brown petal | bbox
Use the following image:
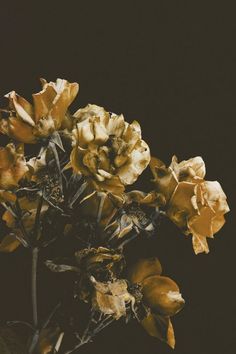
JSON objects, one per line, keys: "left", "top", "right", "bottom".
{"left": 167, "top": 181, "right": 198, "bottom": 229}
{"left": 0, "top": 234, "right": 21, "bottom": 252}
{"left": 128, "top": 258, "right": 162, "bottom": 284}
{"left": 150, "top": 157, "right": 178, "bottom": 202}
{"left": 0, "top": 116, "right": 37, "bottom": 143}
{"left": 5, "top": 91, "right": 35, "bottom": 126}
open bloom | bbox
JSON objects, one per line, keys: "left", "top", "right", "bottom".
{"left": 128, "top": 258, "right": 184, "bottom": 348}
{"left": 150, "top": 156, "right": 230, "bottom": 254}
{"left": 70, "top": 104, "right": 150, "bottom": 193}
{"left": 0, "top": 143, "right": 28, "bottom": 190}
{"left": 0, "top": 78, "right": 79, "bottom": 143}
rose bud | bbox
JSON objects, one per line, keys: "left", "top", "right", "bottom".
{"left": 142, "top": 275, "right": 185, "bottom": 316}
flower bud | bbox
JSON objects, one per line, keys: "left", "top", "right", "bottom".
{"left": 142, "top": 275, "right": 185, "bottom": 316}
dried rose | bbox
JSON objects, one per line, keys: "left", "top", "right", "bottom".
{"left": 0, "top": 143, "right": 28, "bottom": 190}
{"left": 150, "top": 156, "right": 229, "bottom": 254}
{"left": 75, "top": 246, "right": 124, "bottom": 278}
{"left": 91, "top": 277, "right": 135, "bottom": 320}
{"left": 0, "top": 78, "right": 79, "bottom": 143}
{"left": 128, "top": 258, "right": 184, "bottom": 348}
{"left": 70, "top": 104, "right": 150, "bottom": 193}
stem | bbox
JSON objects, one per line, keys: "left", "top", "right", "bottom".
{"left": 64, "top": 314, "right": 114, "bottom": 354}
{"left": 32, "top": 247, "right": 39, "bottom": 328}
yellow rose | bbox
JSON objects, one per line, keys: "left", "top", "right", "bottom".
{"left": 0, "top": 78, "right": 79, "bottom": 143}
{"left": 150, "top": 156, "right": 229, "bottom": 254}
{"left": 70, "top": 104, "right": 150, "bottom": 193}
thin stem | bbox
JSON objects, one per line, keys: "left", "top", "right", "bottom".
{"left": 32, "top": 194, "right": 43, "bottom": 243}
{"left": 64, "top": 314, "right": 114, "bottom": 354}
{"left": 32, "top": 247, "right": 39, "bottom": 328}
{"left": 117, "top": 232, "right": 139, "bottom": 250}
{"left": 96, "top": 192, "right": 106, "bottom": 223}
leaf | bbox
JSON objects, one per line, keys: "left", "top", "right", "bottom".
{"left": 45, "top": 260, "right": 80, "bottom": 273}
{"left": 141, "top": 312, "right": 175, "bottom": 349}
{"left": 0, "top": 234, "right": 21, "bottom": 253}
{"left": 50, "top": 131, "right": 65, "bottom": 152}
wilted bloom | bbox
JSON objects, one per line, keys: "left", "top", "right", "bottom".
{"left": 75, "top": 246, "right": 125, "bottom": 279}
{"left": 0, "top": 143, "right": 28, "bottom": 190}
{"left": 150, "top": 156, "right": 229, "bottom": 254}
{"left": 128, "top": 258, "right": 184, "bottom": 348}
{"left": 0, "top": 78, "right": 79, "bottom": 143}
{"left": 70, "top": 104, "right": 150, "bottom": 193}
{"left": 91, "top": 277, "right": 135, "bottom": 320}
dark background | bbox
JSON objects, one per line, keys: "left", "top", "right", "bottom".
{"left": 0, "top": 1, "right": 235, "bottom": 354}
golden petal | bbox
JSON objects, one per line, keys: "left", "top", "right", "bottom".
{"left": 150, "top": 157, "right": 178, "bottom": 202}
{"left": 33, "top": 85, "right": 57, "bottom": 122}
{"left": 107, "top": 114, "right": 125, "bottom": 137}
{"left": 171, "top": 156, "right": 206, "bottom": 180}
{"left": 191, "top": 233, "right": 210, "bottom": 254}
{"left": 49, "top": 80, "right": 79, "bottom": 128}
{"left": 188, "top": 206, "right": 215, "bottom": 238}
{"left": 128, "top": 258, "right": 162, "bottom": 284}
{"left": 93, "top": 119, "right": 109, "bottom": 144}
{"left": 118, "top": 140, "right": 150, "bottom": 185}
{"left": 168, "top": 182, "right": 198, "bottom": 223}
{"left": 141, "top": 312, "right": 175, "bottom": 348}
{"left": 74, "top": 104, "right": 109, "bottom": 126}
{"left": 5, "top": 91, "right": 35, "bottom": 126}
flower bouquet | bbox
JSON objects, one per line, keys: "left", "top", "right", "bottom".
{"left": 0, "top": 78, "right": 229, "bottom": 353}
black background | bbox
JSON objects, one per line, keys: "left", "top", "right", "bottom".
{"left": 0, "top": 1, "right": 235, "bottom": 354}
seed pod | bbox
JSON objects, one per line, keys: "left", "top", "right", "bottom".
{"left": 128, "top": 257, "right": 162, "bottom": 284}
{"left": 142, "top": 275, "right": 185, "bottom": 316}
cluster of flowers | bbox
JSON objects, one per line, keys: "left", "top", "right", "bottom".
{"left": 0, "top": 78, "right": 229, "bottom": 353}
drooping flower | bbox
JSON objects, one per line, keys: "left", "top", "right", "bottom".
{"left": 128, "top": 258, "right": 184, "bottom": 348}
{"left": 0, "top": 143, "right": 28, "bottom": 190}
{"left": 150, "top": 156, "right": 229, "bottom": 254}
{"left": 70, "top": 104, "right": 150, "bottom": 193}
{"left": 0, "top": 78, "right": 79, "bottom": 143}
